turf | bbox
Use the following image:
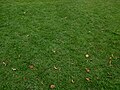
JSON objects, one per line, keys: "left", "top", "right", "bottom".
{"left": 0, "top": 0, "right": 120, "bottom": 90}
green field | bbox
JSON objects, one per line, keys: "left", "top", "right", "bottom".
{"left": 0, "top": 0, "right": 120, "bottom": 90}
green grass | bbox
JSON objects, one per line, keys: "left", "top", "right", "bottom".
{"left": 0, "top": 0, "right": 120, "bottom": 90}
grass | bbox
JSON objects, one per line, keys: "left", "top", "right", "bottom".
{"left": 0, "top": 0, "right": 120, "bottom": 90}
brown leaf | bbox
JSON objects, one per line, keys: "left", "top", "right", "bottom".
{"left": 23, "top": 77, "right": 27, "bottom": 81}
{"left": 85, "top": 68, "right": 90, "bottom": 73}
{"left": 50, "top": 84, "right": 55, "bottom": 89}
{"left": 29, "top": 65, "right": 34, "bottom": 69}
{"left": 86, "top": 78, "right": 90, "bottom": 81}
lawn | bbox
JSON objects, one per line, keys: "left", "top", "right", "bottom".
{"left": 0, "top": 0, "right": 120, "bottom": 90}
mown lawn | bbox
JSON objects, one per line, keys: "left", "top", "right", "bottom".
{"left": 0, "top": 0, "right": 120, "bottom": 90}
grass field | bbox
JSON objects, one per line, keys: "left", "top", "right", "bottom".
{"left": 0, "top": 0, "right": 120, "bottom": 90}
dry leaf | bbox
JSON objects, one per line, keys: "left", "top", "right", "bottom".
{"left": 85, "top": 68, "right": 90, "bottom": 73}
{"left": 12, "top": 68, "right": 17, "bottom": 71}
{"left": 71, "top": 80, "right": 75, "bottom": 83}
{"left": 3, "top": 62, "right": 6, "bottom": 66}
{"left": 54, "top": 66, "right": 58, "bottom": 70}
{"left": 109, "top": 57, "right": 112, "bottom": 60}
{"left": 52, "top": 50, "right": 56, "bottom": 53}
{"left": 111, "top": 54, "right": 114, "bottom": 57}
{"left": 23, "top": 77, "right": 27, "bottom": 81}
{"left": 109, "top": 60, "right": 112, "bottom": 66}
{"left": 50, "top": 84, "right": 55, "bottom": 89}
{"left": 86, "top": 78, "right": 90, "bottom": 81}
{"left": 29, "top": 65, "right": 34, "bottom": 69}
{"left": 85, "top": 54, "right": 89, "bottom": 58}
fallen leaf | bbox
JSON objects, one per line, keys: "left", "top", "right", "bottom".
{"left": 109, "top": 60, "right": 112, "bottom": 66}
{"left": 85, "top": 68, "right": 90, "bottom": 73}
{"left": 86, "top": 78, "right": 90, "bottom": 81}
{"left": 52, "top": 50, "right": 56, "bottom": 53}
{"left": 109, "top": 57, "right": 112, "bottom": 60}
{"left": 85, "top": 54, "right": 89, "bottom": 58}
{"left": 23, "top": 77, "right": 27, "bottom": 81}
{"left": 54, "top": 66, "right": 58, "bottom": 70}
{"left": 71, "top": 80, "right": 75, "bottom": 83}
{"left": 3, "top": 62, "right": 6, "bottom": 66}
{"left": 50, "top": 84, "right": 55, "bottom": 89}
{"left": 12, "top": 68, "right": 17, "bottom": 71}
{"left": 29, "top": 65, "right": 34, "bottom": 69}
